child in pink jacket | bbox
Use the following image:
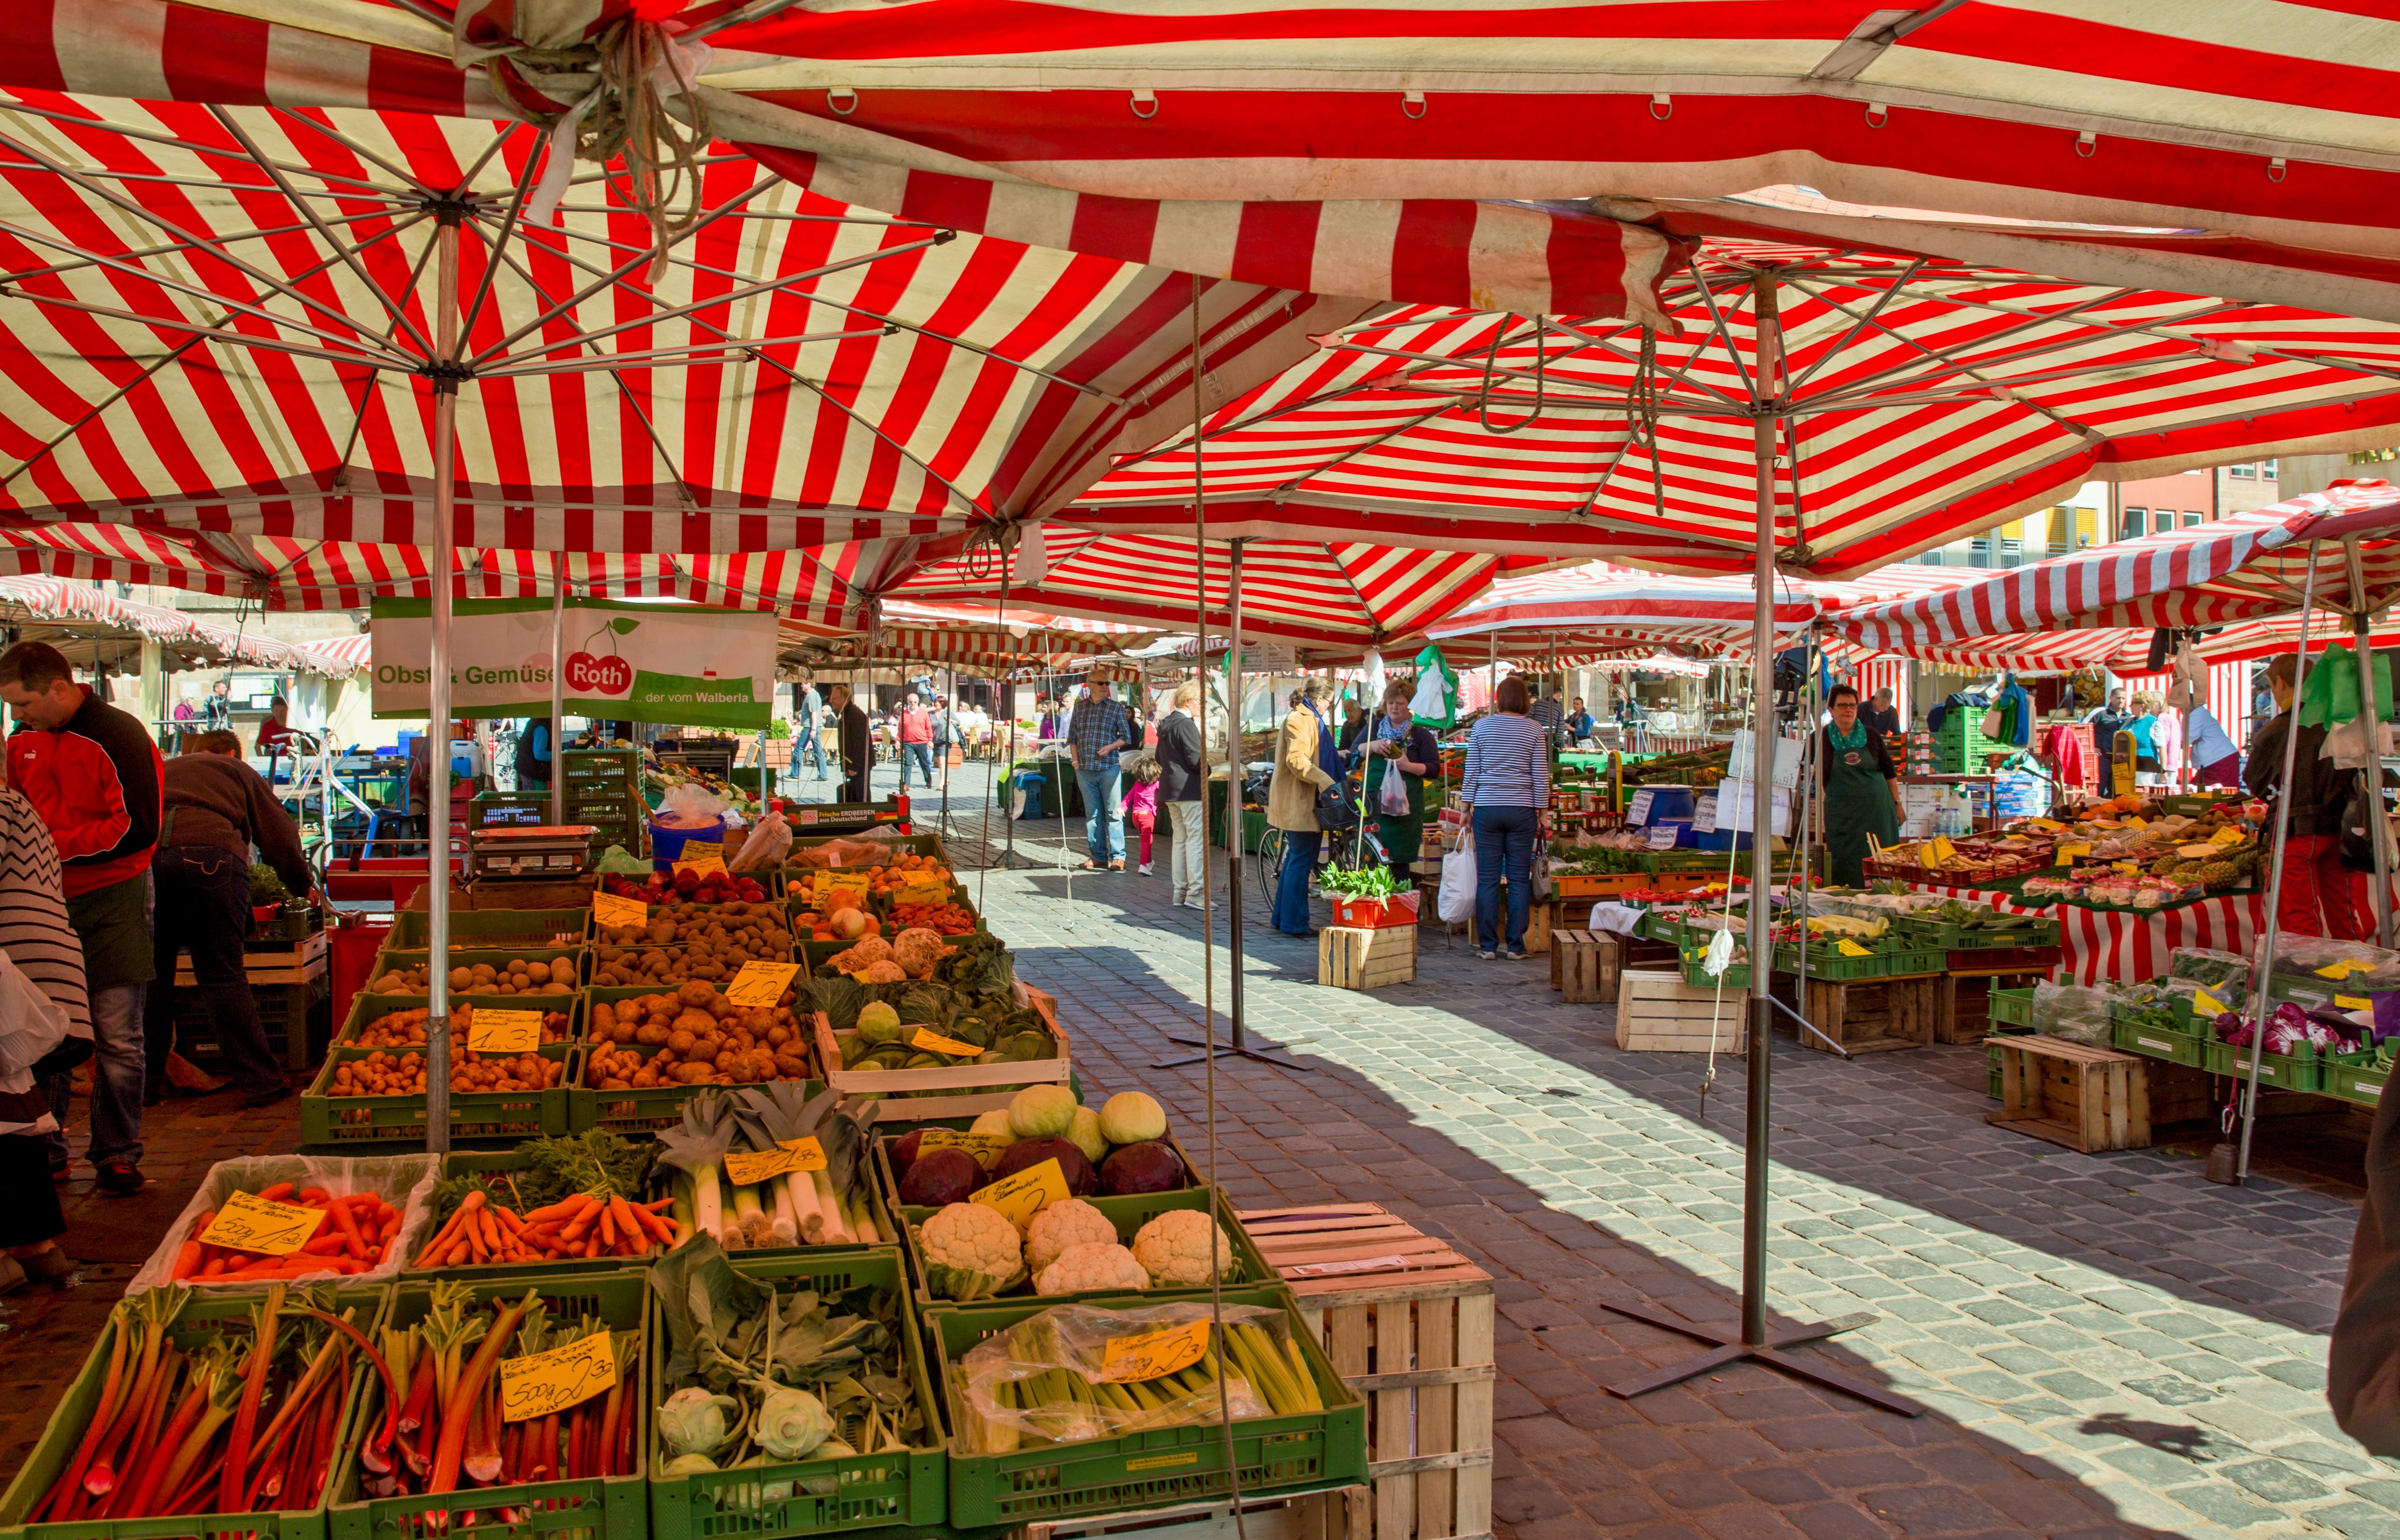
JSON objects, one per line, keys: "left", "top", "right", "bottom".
{"left": 1122, "top": 757, "right": 1162, "bottom": 875}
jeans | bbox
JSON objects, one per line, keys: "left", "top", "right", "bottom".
{"left": 902, "top": 741, "right": 936, "bottom": 786}
{"left": 44, "top": 983, "right": 146, "bottom": 1169}
{"left": 790, "top": 728, "right": 824, "bottom": 778}
{"left": 1166, "top": 800, "right": 1207, "bottom": 902}
{"left": 1075, "top": 764, "right": 1125, "bottom": 864}
{"left": 1272, "top": 829, "right": 1321, "bottom": 935}
{"left": 145, "top": 846, "right": 284, "bottom": 1099}
{"left": 1472, "top": 805, "right": 1539, "bottom": 953}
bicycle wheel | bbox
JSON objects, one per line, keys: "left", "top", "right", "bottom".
{"left": 1255, "top": 828, "right": 1283, "bottom": 907}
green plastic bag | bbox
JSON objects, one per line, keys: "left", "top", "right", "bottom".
{"left": 2299, "top": 642, "right": 2365, "bottom": 729}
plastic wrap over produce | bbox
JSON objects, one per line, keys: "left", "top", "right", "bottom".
{"left": 127, "top": 1153, "right": 439, "bottom": 1293}
{"left": 953, "top": 1302, "right": 1316, "bottom": 1453}
{"left": 2031, "top": 981, "right": 2114, "bottom": 1046}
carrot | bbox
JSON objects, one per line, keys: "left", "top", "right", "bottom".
{"left": 327, "top": 1195, "right": 369, "bottom": 1259}
{"left": 302, "top": 1234, "right": 350, "bottom": 1257}
{"left": 521, "top": 1197, "right": 584, "bottom": 1224}
{"left": 492, "top": 1206, "right": 529, "bottom": 1239}
{"left": 597, "top": 1205, "right": 616, "bottom": 1250}
{"left": 168, "top": 1241, "right": 204, "bottom": 1281}
{"left": 257, "top": 1182, "right": 295, "bottom": 1203}
{"left": 627, "top": 1202, "right": 675, "bottom": 1246}
{"left": 297, "top": 1186, "right": 331, "bottom": 1206}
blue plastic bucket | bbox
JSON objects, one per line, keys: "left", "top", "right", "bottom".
{"left": 1640, "top": 785, "right": 1697, "bottom": 823}
{"left": 649, "top": 817, "right": 728, "bottom": 868}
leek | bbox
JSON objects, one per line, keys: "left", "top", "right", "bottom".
{"left": 808, "top": 1169, "right": 853, "bottom": 1244}
{"left": 731, "top": 1179, "right": 769, "bottom": 1247}
{"left": 768, "top": 1180, "right": 797, "bottom": 1246}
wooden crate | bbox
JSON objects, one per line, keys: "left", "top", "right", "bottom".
{"left": 172, "top": 927, "right": 330, "bottom": 987}
{"left": 1801, "top": 974, "right": 1934, "bottom": 1055}
{"left": 1987, "top": 1036, "right": 2151, "bottom": 1151}
{"left": 2150, "top": 1058, "right": 2215, "bottom": 1125}
{"left": 812, "top": 981, "right": 1070, "bottom": 1120}
{"left": 1522, "top": 900, "right": 1553, "bottom": 955}
{"left": 1023, "top": 1492, "right": 1337, "bottom": 1540}
{"left": 1320, "top": 925, "right": 1418, "bottom": 991}
{"left": 1552, "top": 930, "right": 1619, "bottom": 1004}
{"left": 1932, "top": 966, "right": 2056, "bottom": 1045}
{"left": 1242, "top": 1204, "right": 1493, "bottom": 1540}
{"left": 1616, "top": 969, "right": 1748, "bottom": 1055}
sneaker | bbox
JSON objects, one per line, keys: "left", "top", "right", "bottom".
{"left": 1138, "top": 863, "right": 1154, "bottom": 876}
{"left": 1475, "top": 949, "right": 1498, "bottom": 960}
{"left": 94, "top": 1158, "right": 144, "bottom": 1196}
{"left": 1504, "top": 949, "right": 1529, "bottom": 961}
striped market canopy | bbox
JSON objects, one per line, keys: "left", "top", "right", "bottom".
{"left": 1840, "top": 482, "right": 2400, "bottom": 651}
{"left": 1068, "top": 240, "right": 2400, "bottom": 576}
{"left": 891, "top": 528, "right": 1535, "bottom": 651}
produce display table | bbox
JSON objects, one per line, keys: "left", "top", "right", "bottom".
{"left": 1907, "top": 882, "right": 2264, "bottom": 986}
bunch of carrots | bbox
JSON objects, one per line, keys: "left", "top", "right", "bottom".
{"left": 359, "top": 1282, "right": 640, "bottom": 1499}
{"left": 32, "top": 1284, "right": 398, "bottom": 1521}
{"left": 411, "top": 1188, "right": 682, "bottom": 1268}
{"left": 169, "top": 1183, "right": 395, "bottom": 1281}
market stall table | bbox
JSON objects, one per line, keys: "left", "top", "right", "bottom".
{"left": 1905, "top": 882, "right": 2265, "bottom": 987}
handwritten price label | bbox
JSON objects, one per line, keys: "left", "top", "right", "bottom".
{"left": 895, "top": 879, "right": 952, "bottom": 910}
{"left": 813, "top": 871, "right": 872, "bottom": 897}
{"left": 2319, "top": 961, "right": 2368, "bottom": 980}
{"left": 723, "top": 1137, "right": 827, "bottom": 1186}
{"left": 201, "top": 1189, "right": 325, "bottom": 1256}
{"left": 724, "top": 961, "right": 801, "bottom": 1008}
{"left": 2194, "top": 989, "right": 2230, "bottom": 1018}
{"left": 1095, "top": 1319, "right": 1211, "bottom": 1384}
{"left": 499, "top": 1331, "right": 616, "bottom": 1424}
{"left": 910, "top": 1026, "right": 984, "bottom": 1059}
{"left": 970, "top": 1158, "right": 1069, "bottom": 1230}
{"left": 919, "top": 1129, "right": 1012, "bottom": 1169}
{"left": 2054, "top": 842, "right": 2091, "bottom": 867}
{"left": 465, "top": 1008, "right": 544, "bottom": 1054}
{"left": 673, "top": 843, "right": 727, "bottom": 877}
{"left": 592, "top": 892, "right": 648, "bottom": 929}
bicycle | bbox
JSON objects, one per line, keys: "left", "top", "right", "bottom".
{"left": 1254, "top": 773, "right": 1392, "bottom": 908}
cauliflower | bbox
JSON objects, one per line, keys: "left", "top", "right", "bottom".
{"left": 826, "top": 936, "right": 894, "bottom": 972}
{"left": 1131, "top": 1210, "right": 1232, "bottom": 1288}
{"left": 860, "top": 960, "right": 909, "bottom": 983}
{"left": 1036, "top": 1242, "right": 1149, "bottom": 1296}
{"left": 919, "top": 1202, "right": 1026, "bottom": 1300}
{"left": 1025, "top": 1199, "right": 1117, "bottom": 1275}
{"left": 891, "top": 926, "right": 955, "bottom": 979}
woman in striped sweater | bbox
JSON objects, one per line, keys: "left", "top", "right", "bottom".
{"left": 0, "top": 786, "right": 91, "bottom": 1291}
{"left": 1462, "top": 677, "right": 1552, "bottom": 959}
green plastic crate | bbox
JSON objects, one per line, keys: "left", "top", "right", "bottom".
{"left": 1771, "top": 942, "right": 1882, "bottom": 981}
{"left": 1987, "top": 987, "right": 2036, "bottom": 1026}
{"left": 407, "top": 1149, "right": 668, "bottom": 1281}
{"left": 2110, "top": 1017, "right": 2206, "bottom": 1067}
{"left": 1893, "top": 913, "right": 2060, "bottom": 951}
{"left": 252, "top": 903, "right": 328, "bottom": 946}
{"left": 571, "top": 984, "right": 818, "bottom": 1137}
{"left": 888, "top": 1185, "right": 1273, "bottom": 1311}
{"left": 388, "top": 908, "right": 590, "bottom": 949}
{"left": 338, "top": 990, "right": 583, "bottom": 1052}
{"left": 0, "top": 1283, "right": 387, "bottom": 1540}
{"left": 1677, "top": 946, "right": 1750, "bottom": 991}
{"left": 2326, "top": 1053, "right": 2395, "bottom": 1107}
{"left": 2201, "top": 1040, "right": 2324, "bottom": 1093}
{"left": 363, "top": 944, "right": 590, "bottom": 1000}
{"left": 926, "top": 1283, "right": 1366, "bottom": 1529}
{"left": 329, "top": 1272, "right": 646, "bottom": 1540}
{"left": 304, "top": 997, "right": 573, "bottom": 1145}
{"left": 1875, "top": 946, "right": 1947, "bottom": 978}
{"left": 645, "top": 1250, "right": 944, "bottom": 1539}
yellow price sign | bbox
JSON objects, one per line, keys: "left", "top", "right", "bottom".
{"left": 2054, "top": 842, "right": 2091, "bottom": 867}
{"left": 970, "top": 1158, "right": 1069, "bottom": 1230}
{"left": 2029, "top": 818, "right": 2066, "bottom": 833}
{"left": 674, "top": 842, "right": 727, "bottom": 877}
{"left": 200, "top": 1189, "right": 326, "bottom": 1256}
{"left": 592, "top": 892, "right": 648, "bottom": 929}
{"left": 2339, "top": 995, "right": 2374, "bottom": 1011}
{"left": 2194, "top": 989, "right": 2228, "bottom": 1018}
{"left": 722, "top": 1137, "right": 827, "bottom": 1186}
{"left": 1834, "top": 939, "right": 1873, "bottom": 958}
{"left": 895, "top": 878, "right": 952, "bottom": 910}
{"left": 2123, "top": 815, "right": 2147, "bottom": 829}
{"left": 724, "top": 960, "right": 801, "bottom": 1008}
{"left": 1094, "top": 1319, "right": 1211, "bottom": 1384}
{"left": 2319, "top": 960, "right": 2367, "bottom": 980}
{"left": 2210, "top": 826, "right": 2245, "bottom": 845}
{"left": 919, "top": 1128, "right": 1012, "bottom": 1169}
{"left": 465, "top": 1008, "right": 545, "bottom": 1054}
{"left": 499, "top": 1331, "right": 616, "bottom": 1424}
{"left": 1928, "top": 836, "right": 1956, "bottom": 863}
{"left": 814, "top": 871, "right": 873, "bottom": 897}
{"left": 910, "top": 1026, "right": 984, "bottom": 1058}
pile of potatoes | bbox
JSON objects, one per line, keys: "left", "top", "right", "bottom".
{"left": 592, "top": 901, "right": 788, "bottom": 986}
{"left": 583, "top": 980, "right": 810, "bottom": 1089}
{"left": 350, "top": 1004, "right": 572, "bottom": 1049}
{"left": 366, "top": 955, "right": 578, "bottom": 996}
{"left": 327, "top": 1046, "right": 563, "bottom": 1096}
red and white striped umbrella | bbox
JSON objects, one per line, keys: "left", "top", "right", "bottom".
{"left": 891, "top": 528, "right": 1533, "bottom": 651}
{"left": 1067, "top": 239, "right": 2400, "bottom": 575}
{"left": 1841, "top": 481, "right": 2400, "bottom": 650}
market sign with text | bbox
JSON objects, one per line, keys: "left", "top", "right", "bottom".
{"left": 371, "top": 598, "right": 776, "bottom": 730}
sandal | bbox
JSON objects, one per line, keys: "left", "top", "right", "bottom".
{"left": 1077, "top": 860, "right": 1105, "bottom": 871}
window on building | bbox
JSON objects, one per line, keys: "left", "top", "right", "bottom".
{"left": 2261, "top": 460, "right": 2277, "bottom": 479}
{"left": 2121, "top": 507, "right": 2147, "bottom": 540}
{"left": 2229, "top": 463, "right": 2256, "bottom": 480}
{"left": 2184, "top": 510, "right": 2205, "bottom": 528}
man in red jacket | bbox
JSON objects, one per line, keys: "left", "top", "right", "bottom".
{"left": 0, "top": 641, "right": 163, "bottom": 1194}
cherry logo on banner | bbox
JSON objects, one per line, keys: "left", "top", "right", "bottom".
{"left": 568, "top": 652, "right": 633, "bottom": 694}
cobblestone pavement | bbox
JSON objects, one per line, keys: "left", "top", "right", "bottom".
{"left": 3, "top": 757, "right": 2393, "bottom": 1540}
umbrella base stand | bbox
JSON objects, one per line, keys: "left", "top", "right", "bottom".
{"left": 1595, "top": 1301, "right": 1922, "bottom": 1416}
{"left": 1156, "top": 1033, "right": 1315, "bottom": 1072}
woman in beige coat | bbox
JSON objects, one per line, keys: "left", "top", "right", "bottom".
{"left": 1268, "top": 678, "right": 1339, "bottom": 936}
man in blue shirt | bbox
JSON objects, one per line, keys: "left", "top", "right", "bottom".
{"left": 1566, "top": 696, "right": 1596, "bottom": 743}
{"left": 790, "top": 680, "right": 825, "bottom": 781}
{"left": 1067, "top": 686, "right": 1134, "bottom": 871}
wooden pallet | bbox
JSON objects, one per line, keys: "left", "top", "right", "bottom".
{"left": 1320, "top": 925, "right": 1418, "bottom": 990}
{"left": 1801, "top": 973, "right": 1935, "bottom": 1055}
{"left": 1932, "top": 966, "right": 2050, "bottom": 1045}
{"left": 1615, "top": 969, "right": 1747, "bottom": 1055}
{"left": 1988, "top": 1035, "right": 2151, "bottom": 1151}
{"left": 1551, "top": 930, "right": 1619, "bottom": 1004}
{"left": 1242, "top": 1205, "right": 1494, "bottom": 1540}
{"left": 172, "top": 928, "right": 329, "bottom": 988}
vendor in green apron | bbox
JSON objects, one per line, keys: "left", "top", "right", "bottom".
{"left": 1821, "top": 682, "right": 1905, "bottom": 887}
{"left": 1365, "top": 680, "right": 1440, "bottom": 885}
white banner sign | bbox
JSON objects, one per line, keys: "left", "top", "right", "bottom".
{"left": 371, "top": 598, "right": 776, "bottom": 730}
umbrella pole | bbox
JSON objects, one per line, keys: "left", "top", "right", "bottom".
{"left": 2347, "top": 539, "right": 2393, "bottom": 947}
{"left": 423, "top": 214, "right": 460, "bottom": 1154}
{"left": 548, "top": 552, "right": 565, "bottom": 827}
{"left": 1599, "top": 297, "right": 1916, "bottom": 1417}
{"left": 2235, "top": 543, "right": 2323, "bottom": 1183}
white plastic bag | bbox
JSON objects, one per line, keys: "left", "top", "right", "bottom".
{"left": 1437, "top": 830, "right": 1477, "bottom": 924}
{"left": 731, "top": 808, "right": 793, "bottom": 871}
{"left": 655, "top": 781, "right": 730, "bottom": 828}
{"left": 126, "top": 1152, "right": 440, "bottom": 1294}
{"left": 1377, "top": 761, "right": 1412, "bottom": 816}
{"left": 0, "top": 949, "right": 70, "bottom": 1078}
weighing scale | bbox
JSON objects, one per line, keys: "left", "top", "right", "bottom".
{"left": 468, "top": 824, "right": 600, "bottom": 879}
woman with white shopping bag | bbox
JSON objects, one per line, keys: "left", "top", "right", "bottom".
{"left": 1365, "top": 680, "right": 1439, "bottom": 886}
{"left": 0, "top": 785, "right": 92, "bottom": 1293}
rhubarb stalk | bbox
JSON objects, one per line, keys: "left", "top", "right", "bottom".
{"left": 38, "top": 1297, "right": 133, "bottom": 1519}
{"left": 428, "top": 1291, "right": 530, "bottom": 1493}
{"left": 219, "top": 1284, "right": 284, "bottom": 1513}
